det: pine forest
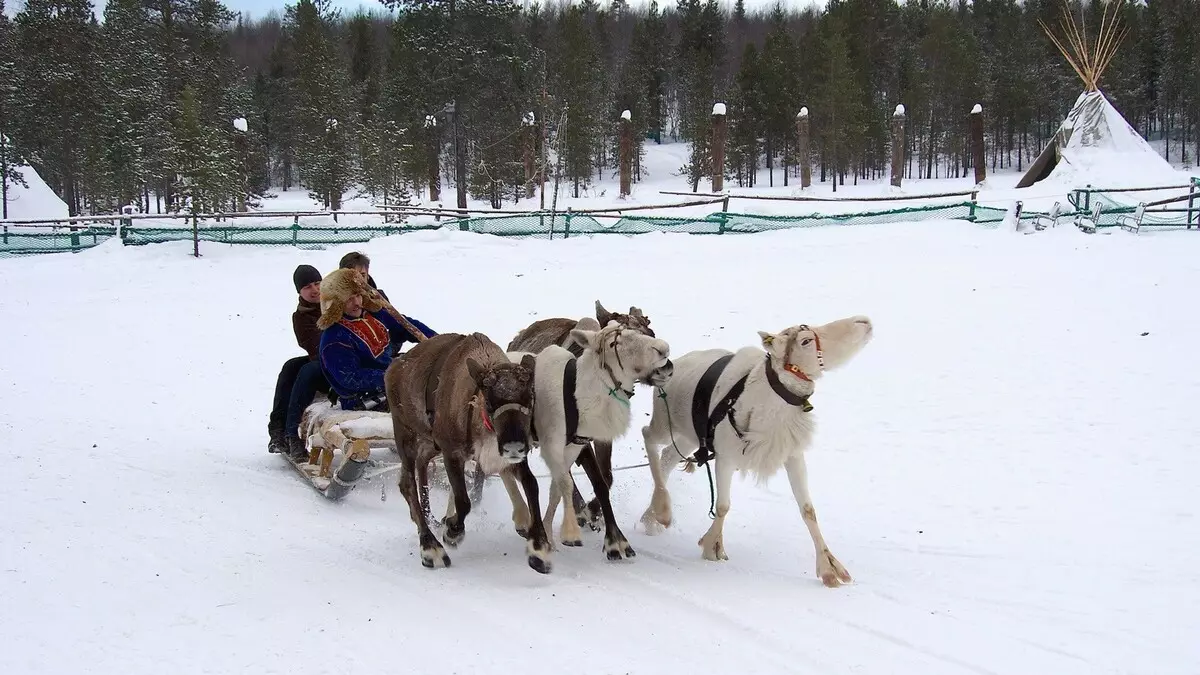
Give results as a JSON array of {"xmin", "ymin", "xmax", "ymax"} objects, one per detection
[{"xmin": 1, "ymin": 0, "xmax": 1198, "ymax": 217}]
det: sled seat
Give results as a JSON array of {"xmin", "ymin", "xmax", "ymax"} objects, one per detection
[{"xmin": 298, "ymin": 399, "xmax": 396, "ymax": 481}]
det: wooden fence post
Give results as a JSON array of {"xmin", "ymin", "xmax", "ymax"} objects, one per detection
[
  {"xmin": 523, "ymin": 111, "xmax": 536, "ymax": 200},
  {"xmin": 890, "ymin": 104, "xmax": 906, "ymax": 189},
  {"xmin": 619, "ymin": 110, "xmax": 633, "ymax": 198},
  {"xmin": 711, "ymin": 102, "xmax": 727, "ymax": 193},
  {"xmin": 970, "ymin": 103, "xmax": 987, "ymax": 186},
  {"xmin": 796, "ymin": 107, "xmax": 811, "ymax": 189},
  {"xmin": 425, "ymin": 115, "xmax": 440, "ymax": 202}
]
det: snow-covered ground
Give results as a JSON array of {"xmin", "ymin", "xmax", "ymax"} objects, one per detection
[{"xmin": 2, "ymin": 211, "xmax": 1199, "ymax": 673}]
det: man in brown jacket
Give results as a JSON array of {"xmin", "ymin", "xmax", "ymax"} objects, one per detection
[{"xmin": 268, "ymin": 264, "xmax": 327, "ymax": 455}]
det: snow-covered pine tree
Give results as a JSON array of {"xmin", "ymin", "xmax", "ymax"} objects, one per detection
[
  {"xmin": 726, "ymin": 42, "xmax": 763, "ymax": 188},
  {"xmin": 285, "ymin": 0, "xmax": 354, "ymax": 210},
  {"xmin": 172, "ymin": 85, "xmax": 236, "ymax": 213},
  {"xmin": 13, "ymin": 0, "xmax": 102, "ymax": 215},
  {"xmin": 96, "ymin": 0, "xmax": 167, "ymax": 213},
  {"xmin": 674, "ymin": 0, "xmax": 726, "ymax": 191},
  {"xmin": 383, "ymin": 3, "xmax": 444, "ymax": 202},
  {"xmin": 554, "ymin": 3, "xmax": 604, "ymax": 197},
  {"xmin": 0, "ymin": 0, "xmax": 29, "ymax": 220}
]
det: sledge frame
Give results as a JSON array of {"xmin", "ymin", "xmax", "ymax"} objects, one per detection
[{"xmin": 294, "ymin": 399, "xmax": 486, "ymax": 508}]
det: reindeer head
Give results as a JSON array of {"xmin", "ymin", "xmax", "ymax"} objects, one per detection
[
  {"xmin": 758, "ymin": 315, "xmax": 873, "ymax": 382},
  {"xmin": 571, "ymin": 321, "xmax": 673, "ymax": 392},
  {"xmin": 595, "ymin": 300, "xmax": 655, "ymax": 338},
  {"xmin": 466, "ymin": 354, "xmax": 537, "ymax": 465}
]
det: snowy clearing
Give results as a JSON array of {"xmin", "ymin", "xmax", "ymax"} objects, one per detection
[{"xmin": 2, "ymin": 217, "xmax": 1198, "ymax": 674}]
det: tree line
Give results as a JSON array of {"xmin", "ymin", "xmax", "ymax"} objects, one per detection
[{"xmin": 1, "ymin": 0, "xmax": 1197, "ymax": 218}]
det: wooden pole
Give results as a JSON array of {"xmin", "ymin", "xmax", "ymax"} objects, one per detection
[
  {"xmin": 796, "ymin": 108, "xmax": 811, "ymax": 189},
  {"xmin": 425, "ymin": 115, "xmax": 440, "ymax": 202},
  {"xmin": 970, "ymin": 104, "xmax": 987, "ymax": 186},
  {"xmin": 711, "ymin": 102, "xmax": 727, "ymax": 193},
  {"xmin": 523, "ymin": 111, "xmax": 536, "ymax": 200},
  {"xmin": 890, "ymin": 104, "xmax": 906, "ymax": 189},
  {"xmin": 619, "ymin": 110, "xmax": 633, "ymax": 198}
]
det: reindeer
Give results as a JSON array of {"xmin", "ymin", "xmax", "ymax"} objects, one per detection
[
  {"xmin": 506, "ymin": 321, "xmax": 673, "ymax": 561},
  {"xmin": 385, "ymin": 332, "xmax": 548, "ymax": 573},
  {"xmin": 505, "ymin": 301, "xmax": 657, "ymax": 533},
  {"xmin": 638, "ymin": 317, "xmax": 873, "ymax": 587}
]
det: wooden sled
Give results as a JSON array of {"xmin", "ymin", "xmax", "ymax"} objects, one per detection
[{"xmin": 293, "ymin": 399, "xmax": 486, "ymax": 508}]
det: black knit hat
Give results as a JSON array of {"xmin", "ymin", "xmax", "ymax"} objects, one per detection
[{"xmin": 293, "ymin": 264, "xmax": 322, "ymax": 293}]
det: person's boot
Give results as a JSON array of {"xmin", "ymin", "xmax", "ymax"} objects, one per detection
[
  {"xmin": 267, "ymin": 428, "xmax": 287, "ymax": 454},
  {"xmin": 286, "ymin": 435, "xmax": 309, "ymax": 463}
]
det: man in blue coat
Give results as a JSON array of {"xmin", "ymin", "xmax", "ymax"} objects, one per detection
[{"xmin": 314, "ymin": 267, "xmax": 436, "ymax": 415}]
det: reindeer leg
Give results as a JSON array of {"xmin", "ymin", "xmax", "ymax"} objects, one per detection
[
  {"xmin": 417, "ymin": 457, "xmax": 434, "ymax": 529},
  {"xmin": 576, "ymin": 443, "xmax": 635, "ymax": 561},
  {"xmin": 440, "ymin": 454, "xmax": 472, "ymax": 549},
  {"xmin": 398, "ymin": 449, "xmax": 449, "ymax": 569},
  {"xmin": 588, "ymin": 440, "xmax": 615, "ymax": 527},
  {"xmin": 641, "ymin": 421, "xmax": 689, "ymax": 533},
  {"xmin": 697, "ymin": 454, "xmax": 733, "ymax": 562},
  {"xmin": 500, "ymin": 467, "xmax": 531, "ymax": 537},
  {"xmin": 515, "ymin": 458, "xmax": 552, "ymax": 574},
  {"xmin": 575, "ymin": 440, "xmax": 610, "ymax": 532},
  {"xmin": 570, "ymin": 450, "xmax": 591, "ymax": 529},
  {"xmin": 783, "ymin": 453, "xmax": 851, "ymax": 587},
  {"xmin": 557, "ymin": 444, "xmax": 586, "ymax": 547}
]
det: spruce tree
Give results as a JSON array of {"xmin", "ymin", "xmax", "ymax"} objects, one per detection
[
  {"xmin": 0, "ymin": 0, "xmax": 29, "ymax": 220},
  {"xmin": 13, "ymin": 0, "xmax": 101, "ymax": 215},
  {"xmin": 285, "ymin": 0, "xmax": 354, "ymax": 209},
  {"xmin": 96, "ymin": 0, "xmax": 167, "ymax": 212}
]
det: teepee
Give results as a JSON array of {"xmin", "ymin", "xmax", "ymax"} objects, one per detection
[{"xmin": 1016, "ymin": 1, "xmax": 1176, "ymax": 189}]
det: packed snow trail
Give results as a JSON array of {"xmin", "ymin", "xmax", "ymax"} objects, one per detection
[{"xmin": 2, "ymin": 222, "xmax": 1198, "ymax": 674}]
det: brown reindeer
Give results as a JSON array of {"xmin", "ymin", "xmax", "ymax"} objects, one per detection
[
  {"xmin": 506, "ymin": 300, "xmax": 656, "ymax": 533},
  {"xmin": 385, "ymin": 332, "xmax": 549, "ymax": 572}
]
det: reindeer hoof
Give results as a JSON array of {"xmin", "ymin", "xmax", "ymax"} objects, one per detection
[
  {"xmin": 604, "ymin": 538, "xmax": 636, "ymax": 561},
  {"xmin": 515, "ymin": 527, "xmax": 529, "ymax": 538},
  {"xmin": 640, "ymin": 508, "xmax": 666, "ymax": 535},
  {"xmin": 528, "ymin": 555, "xmax": 552, "ymax": 574},
  {"xmin": 442, "ymin": 519, "xmax": 465, "ymax": 548},
  {"xmin": 699, "ymin": 536, "xmax": 728, "ymax": 561},
  {"xmin": 562, "ymin": 538, "xmax": 583, "ymax": 547},
  {"xmin": 818, "ymin": 550, "xmax": 852, "ymax": 587},
  {"xmin": 421, "ymin": 547, "xmax": 450, "ymax": 569}
]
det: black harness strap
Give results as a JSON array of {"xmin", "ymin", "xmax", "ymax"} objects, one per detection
[
  {"xmin": 530, "ymin": 357, "xmax": 589, "ymax": 446},
  {"xmin": 690, "ymin": 354, "xmax": 749, "ymax": 467}
]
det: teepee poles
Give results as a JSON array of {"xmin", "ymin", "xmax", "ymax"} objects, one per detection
[{"xmin": 1038, "ymin": 0, "xmax": 1130, "ymax": 92}]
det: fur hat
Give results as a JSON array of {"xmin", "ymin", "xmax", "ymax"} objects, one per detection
[{"xmin": 316, "ymin": 268, "xmax": 388, "ymax": 330}]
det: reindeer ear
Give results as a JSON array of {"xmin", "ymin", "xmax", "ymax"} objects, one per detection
[
  {"xmin": 757, "ymin": 331, "xmax": 776, "ymax": 349},
  {"xmin": 629, "ymin": 306, "xmax": 644, "ymax": 318},
  {"xmin": 570, "ymin": 328, "xmax": 599, "ymax": 351},
  {"xmin": 520, "ymin": 353, "xmax": 537, "ymax": 374},
  {"xmin": 595, "ymin": 300, "xmax": 614, "ymax": 326}
]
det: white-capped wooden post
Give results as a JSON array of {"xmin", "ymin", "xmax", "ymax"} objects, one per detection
[{"xmin": 711, "ymin": 102, "xmax": 727, "ymax": 193}]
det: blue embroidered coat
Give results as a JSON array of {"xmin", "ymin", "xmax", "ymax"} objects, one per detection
[{"xmin": 319, "ymin": 310, "xmax": 436, "ymax": 410}]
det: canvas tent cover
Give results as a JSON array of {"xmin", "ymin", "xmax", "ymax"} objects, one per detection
[{"xmin": 1016, "ymin": 90, "xmax": 1178, "ymax": 189}]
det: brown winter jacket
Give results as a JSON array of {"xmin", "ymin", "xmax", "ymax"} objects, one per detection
[{"xmin": 293, "ymin": 297, "xmax": 322, "ymax": 360}]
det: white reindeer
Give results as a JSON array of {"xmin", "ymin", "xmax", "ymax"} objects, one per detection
[
  {"xmin": 639, "ymin": 316, "xmax": 873, "ymax": 587},
  {"xmin": 503, "ymin": 321, "xmax": 673, "ymax": 562}
]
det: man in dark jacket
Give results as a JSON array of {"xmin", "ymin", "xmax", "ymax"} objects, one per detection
[{"xmin": 268, "ymin": 264, "xmax": 325, "ymax": 454}]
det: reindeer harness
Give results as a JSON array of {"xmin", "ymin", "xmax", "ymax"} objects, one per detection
[{"xmin": 688, "ymin": 327, "xmax": 821, "ymax": 468}]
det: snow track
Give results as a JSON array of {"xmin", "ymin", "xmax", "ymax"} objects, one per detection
[{"xmin": 2, "ymin": 220, "xmax": 1198, "ymax": 674}]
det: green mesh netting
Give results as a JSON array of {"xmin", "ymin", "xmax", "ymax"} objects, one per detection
[
  {"xmin": 5, "ymin": 191, "xmax": 1189, "ymax": 259},
  {"xmin": 453, "ymin": 201, "xmax": 1014, "ymax": 238}
]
